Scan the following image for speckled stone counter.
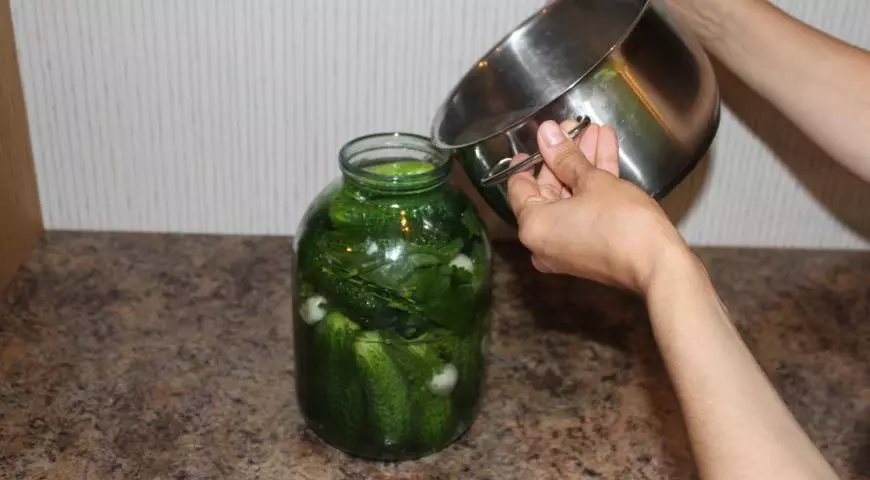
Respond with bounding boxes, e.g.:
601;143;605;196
1;233;868;479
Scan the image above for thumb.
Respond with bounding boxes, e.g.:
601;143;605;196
537;120;593;188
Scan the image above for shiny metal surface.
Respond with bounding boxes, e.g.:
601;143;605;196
430;0;720;225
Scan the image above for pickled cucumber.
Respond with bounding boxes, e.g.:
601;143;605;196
424;328;486;427
410;344;456;450
312;312;364;443
449;331;485;416
327;185;463;244
354;331;412;448
386;341;455;452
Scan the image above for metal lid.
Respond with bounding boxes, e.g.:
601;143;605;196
430;0;649;149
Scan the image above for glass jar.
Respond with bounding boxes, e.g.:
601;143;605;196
292;133;493;461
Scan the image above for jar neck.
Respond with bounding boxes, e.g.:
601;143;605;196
338;133;450;195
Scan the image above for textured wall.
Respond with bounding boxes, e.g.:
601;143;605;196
8;0;870;248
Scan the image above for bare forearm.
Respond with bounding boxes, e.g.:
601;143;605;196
669;0;870;181
644;250;838;479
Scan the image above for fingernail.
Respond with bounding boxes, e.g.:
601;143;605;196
540;121;566;147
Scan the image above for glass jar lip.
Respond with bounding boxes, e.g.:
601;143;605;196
338;132;451;190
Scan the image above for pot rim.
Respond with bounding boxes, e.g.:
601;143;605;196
430;0;652;150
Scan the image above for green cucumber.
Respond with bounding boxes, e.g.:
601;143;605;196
327;186;461;243
312;312;364;442
354;331;412;447
386;340;455;451
408;343;455;450
441;330;485;419
328;196;404;231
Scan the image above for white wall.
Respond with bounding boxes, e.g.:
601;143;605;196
8;0;870;248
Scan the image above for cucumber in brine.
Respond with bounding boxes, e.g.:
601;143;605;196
416;363;456;449
312;312;365;444
389;341;456;452
354;331;413;450
442;330;486;424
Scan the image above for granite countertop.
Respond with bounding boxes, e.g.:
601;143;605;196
1;233;868;479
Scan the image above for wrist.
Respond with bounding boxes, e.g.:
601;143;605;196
641;242;710;299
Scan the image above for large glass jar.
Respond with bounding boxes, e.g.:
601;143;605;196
292;133;492;461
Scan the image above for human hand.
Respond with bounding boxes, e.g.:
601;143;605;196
507;120;693;295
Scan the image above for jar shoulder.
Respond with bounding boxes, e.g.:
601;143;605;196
296;178;490;251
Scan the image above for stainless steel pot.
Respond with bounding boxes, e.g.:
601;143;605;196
430;0;720;225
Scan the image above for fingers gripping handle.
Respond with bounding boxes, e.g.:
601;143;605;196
480;116;591;187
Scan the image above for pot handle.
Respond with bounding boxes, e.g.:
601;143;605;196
479;116;592;187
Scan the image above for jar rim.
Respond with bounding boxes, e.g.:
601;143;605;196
338;132;451;191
